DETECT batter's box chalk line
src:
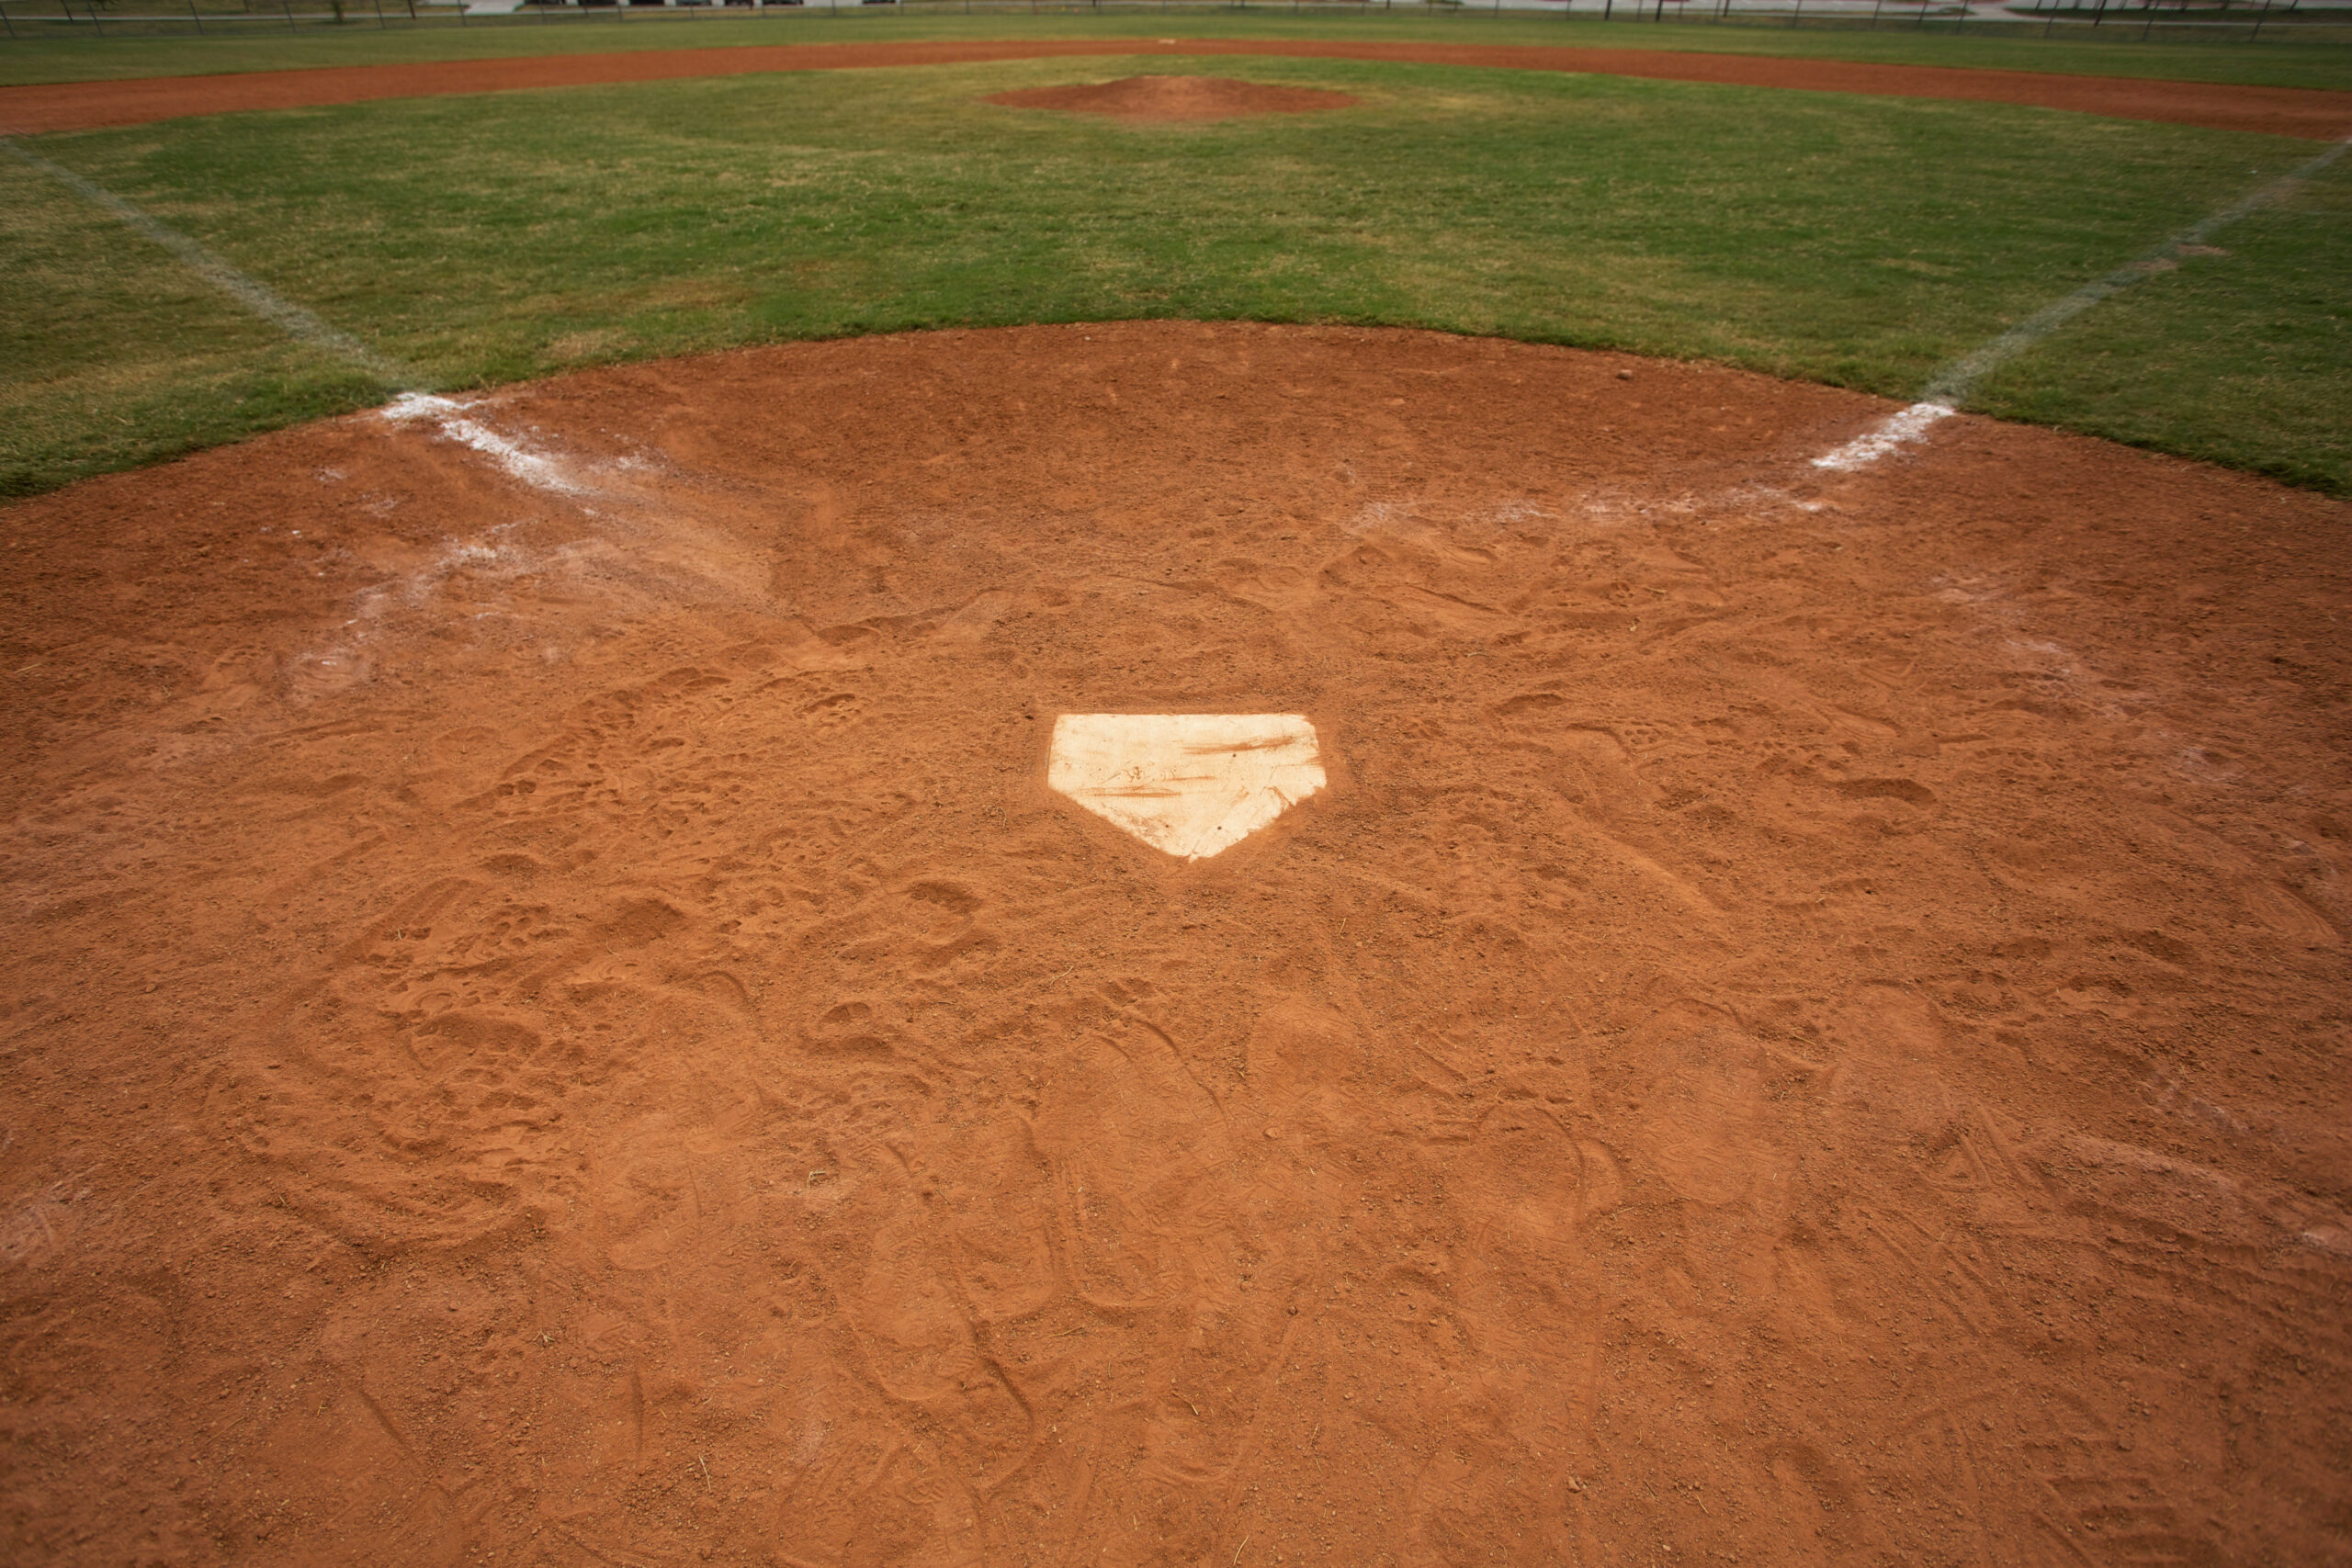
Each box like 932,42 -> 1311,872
1048,714 -> 1327,863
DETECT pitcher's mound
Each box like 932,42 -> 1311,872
985,73 -> 1358,122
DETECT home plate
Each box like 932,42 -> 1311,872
1048,714 -> 1327,862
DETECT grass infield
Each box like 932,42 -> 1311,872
3,44 -> 2347,497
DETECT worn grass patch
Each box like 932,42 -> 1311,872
4,54 -> 2346,496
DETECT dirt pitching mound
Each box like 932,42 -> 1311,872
3,322 -> 2348,1563
985,73 -> 1357,123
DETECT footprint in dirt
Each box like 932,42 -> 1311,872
1623,1002 -> 1790,1213
1408,1097 -> 1605,1563
933,590 -> 1012,642
805,1162 -> 1032,1483
1215,559 -> 1318,613
799,692 -> 865,729
1034,1018 -> 1237,1310
1822,984 -> 1965,1143
936,1117 -> 1058,1322
1244,998 -> 1368,1153
1643,1063 -> 1770,1206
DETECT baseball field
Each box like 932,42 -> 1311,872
2,10 -> 2349,1565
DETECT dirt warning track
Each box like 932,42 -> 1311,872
4,37 -> 2349,138
2,321 -> 2347,1562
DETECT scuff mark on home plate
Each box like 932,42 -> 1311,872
1048,714 -> 1326,862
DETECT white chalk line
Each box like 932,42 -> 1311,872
1814,134 -> 2352,473
381,392 -> 593,496
10,140 -> 624,687
17,120 -> 2339,495
4,136 -> 424,392
1811,400 -> 1956,473
10,140 -> 660,507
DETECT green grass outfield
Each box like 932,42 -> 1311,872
4,11 -> 2348,92
3,30 -> 2347,497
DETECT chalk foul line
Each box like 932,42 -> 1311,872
12,125 -> 2344,486
11,141 -> 608,500
4,137 -> 424,394
1811,400 -> 1957,474
1814,133 -> 2352,473
381,392 -> 591,496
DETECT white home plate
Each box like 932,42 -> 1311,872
1048,714 -> 1327,863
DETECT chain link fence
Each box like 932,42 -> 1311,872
3,0 -> 2347,43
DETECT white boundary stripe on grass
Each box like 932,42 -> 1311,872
4,137 -> 423,392
13,138 -> 595,500
1814,134 -> 2352,473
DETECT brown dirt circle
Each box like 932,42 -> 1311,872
3,37 -> 2348,138
986,73 -> 1358,123
3,321 -> 2348,1562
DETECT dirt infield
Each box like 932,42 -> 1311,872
2,321 -> 2346,1562
5,37 -> 2350,138
987,73 -> 1358,123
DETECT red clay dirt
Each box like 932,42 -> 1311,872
4,37 -> 2349,138
2,321 -> 2348,1562
986,74 -> 1358,123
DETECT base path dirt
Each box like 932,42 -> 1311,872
2,321 -> 2347,1562
4,36 -> 2349,137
